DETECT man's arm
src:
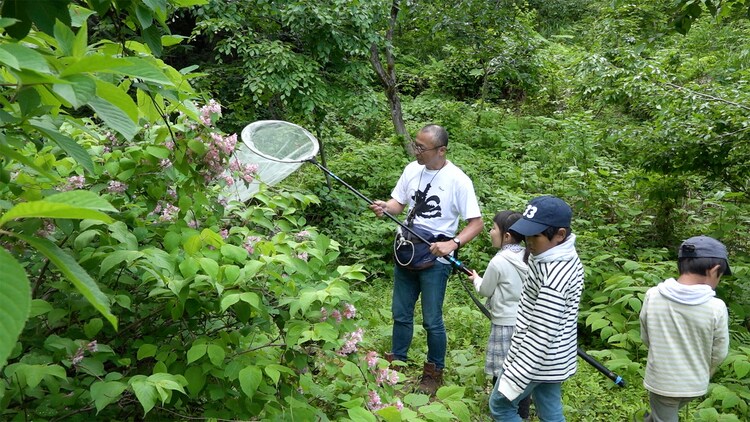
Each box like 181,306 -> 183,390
369,199 -> 406,218
430,216 -> 483,257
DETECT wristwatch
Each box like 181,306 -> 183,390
452,237 -> 461,248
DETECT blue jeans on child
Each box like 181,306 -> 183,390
489,371 -> 565,422
391,262 -> 452,369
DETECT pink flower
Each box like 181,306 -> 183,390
365,351 -> 378,369
320,307 -> 328,322
337,328 -> 364,356
394,399 -> 403,411
165,139 -> 175,150
87,340 -> 98,353
219,229 -> 229,239
331,309 -> 342,323
160,159 -> 172,169
343,303 -> 356,319
367,390 -> 383,411
375,368 -> 399,386
63,175 -> 85,191
296,252 -> 308,261
295,230 -> 310,241
159,204 -> 180,222
107,180 -> 128,194
188,220 -> 199,229
244,236 -> 261,255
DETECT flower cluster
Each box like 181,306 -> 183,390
107,180 -> 128,194
228,158 -> 259,185
200,99 -> 221,126
367,390 -> 403,412
151,202 -> 180,222
71,340 -> 98,367
61,175 -> 85,191
336,328 -> 364,356
244,235 -> 261,254
320,303 -> 357,323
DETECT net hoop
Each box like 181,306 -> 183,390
223,120 -> 320,202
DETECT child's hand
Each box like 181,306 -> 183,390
467,270 -> 479,281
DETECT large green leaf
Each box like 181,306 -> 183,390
130,375 -> 157,414
88,80 -> 140,141
0,249 -> 31,369
90,381 -> 127,414
13,234 -> 117,329
238,365 -> 263,399
0,43 -> 51,73
30,119 -> 95,174
53,74 -> 97,108
45,190 -> 118,212
0,142 -> 58,181
0,196 -> 114,227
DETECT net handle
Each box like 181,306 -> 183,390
240,120 -> 320,164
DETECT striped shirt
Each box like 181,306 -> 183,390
498,234 -> 584,401
640,279 -> 729,397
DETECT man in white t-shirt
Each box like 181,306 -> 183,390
370,124 -> 483,395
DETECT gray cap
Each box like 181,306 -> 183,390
678,235 -> 731,275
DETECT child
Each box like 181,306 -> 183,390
468,211 -> 532,420
489,195 -> 584,422
639,235 -> 730,422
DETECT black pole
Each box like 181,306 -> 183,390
308,157 -> 625,388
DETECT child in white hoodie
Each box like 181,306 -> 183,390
468,211 -> 531,419
639,235 -> 730,422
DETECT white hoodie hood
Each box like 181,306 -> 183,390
657,277 -> 715,305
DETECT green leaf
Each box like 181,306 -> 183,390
733,359 -> 750,379
0,200 -> 113,228
137,344 -> 158,360
84,318 -> 104,338
206,344 -> 225,366
435,385 -> 464,401
89,80 -> 140,141
0,142 -> 58,180
348,407 -> 377,422
221,244 -> 248,263
186,344 -> 207,364
100,250 -> 143,277
13,234 -> 117,329
53,74 -> 97,109
0,43 -> 50,73
238,365 -> 263,399
90,381 -> 127,414
61,55 -> 131,76
30,120 -> 95,174
26,0 -> 71,36
53,19 -> 76,56
0,249 -> 31,369
130,376 -> 158,414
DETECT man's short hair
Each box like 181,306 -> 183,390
420,124 -> 448,147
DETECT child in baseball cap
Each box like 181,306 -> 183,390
638,235 -> 730,421
490,195 -> 583,420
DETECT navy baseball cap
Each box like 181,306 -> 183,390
510,195 -> 572,236
678,235 -> 732,275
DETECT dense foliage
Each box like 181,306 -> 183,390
1,0 -> 749,421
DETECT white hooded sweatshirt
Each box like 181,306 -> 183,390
640,278 -> 729,397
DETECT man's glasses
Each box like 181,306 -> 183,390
410,142 -> 444,154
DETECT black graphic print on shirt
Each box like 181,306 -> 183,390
411,182 -> 442,220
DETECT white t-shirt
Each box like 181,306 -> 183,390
391,160 -> 481,238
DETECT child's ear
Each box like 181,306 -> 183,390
555,228 -> 567,241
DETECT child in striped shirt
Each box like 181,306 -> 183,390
489,195 -> 584,422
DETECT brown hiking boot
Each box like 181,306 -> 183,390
417,362 -> 443,395
384,352 -> 404,370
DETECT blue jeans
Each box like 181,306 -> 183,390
391,262 -> 452,369
489,372 -> 565,421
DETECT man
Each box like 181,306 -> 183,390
370,124 -> 483,395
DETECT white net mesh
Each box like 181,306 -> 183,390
223,120 -> 319,202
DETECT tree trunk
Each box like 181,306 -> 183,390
370,0 -> 409,145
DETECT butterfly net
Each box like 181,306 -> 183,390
223,120 -> 319,202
